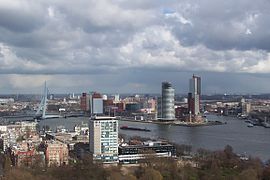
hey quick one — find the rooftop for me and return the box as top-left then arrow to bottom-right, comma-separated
90,116 -> 117,120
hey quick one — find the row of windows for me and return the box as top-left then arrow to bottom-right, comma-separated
119,146 -> 176,155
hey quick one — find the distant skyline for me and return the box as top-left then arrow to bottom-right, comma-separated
1,1 -> 270,94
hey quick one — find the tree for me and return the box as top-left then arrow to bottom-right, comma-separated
174,144 -> 192,156
135,165 -> 145,178
37,141 -> 47,153
263,166 -> 270,180
107,165 -> 123,180
140,168 -> 163,180
16,136 -> 25,142
245,157 -> 263,179
3,154 -> 12,172
196,148 -> 211,160
25,127 -> 31,139
31,154 -> 45,170
109,171 -> 123,180
5,168 -> 36,180
224,145 -> 234,159
180,165 -> 199,180
238,169 -> 258,180
124,174 -> 137,180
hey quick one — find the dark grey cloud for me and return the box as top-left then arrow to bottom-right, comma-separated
0,0 -> 270,93
0,6 -> 45,32
170,0 -> 270,51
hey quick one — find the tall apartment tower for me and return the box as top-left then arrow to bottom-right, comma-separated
157,82 -> 175,120
89,116 -> 118,163
188,75 -> 201,115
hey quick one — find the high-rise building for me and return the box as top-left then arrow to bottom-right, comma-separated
80,92 -> 104,114
241,98 -> 251,116
89,116 -> 118,163
90,92 -> 103,115
188,75 -> 201,115
157,82 -> 175,120
80,93 -> 90,112
114,94 -> 120,102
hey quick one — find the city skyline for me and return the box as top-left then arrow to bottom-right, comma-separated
1,73 -> 270,95
1,1 -> 270,94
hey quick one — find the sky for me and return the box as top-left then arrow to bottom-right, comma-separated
0,0 -> 270,94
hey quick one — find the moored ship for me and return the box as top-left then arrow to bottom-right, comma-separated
120,126 -> 151,132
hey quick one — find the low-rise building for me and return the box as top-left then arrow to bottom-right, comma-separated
21,122 -> 37,133
118,141 -> 176,164
46,141 -> 69,166
12,139 -> 45,167
15,148 -> 35,167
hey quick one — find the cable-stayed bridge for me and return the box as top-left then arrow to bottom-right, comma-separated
1,82 -> 84,121
35,82 -> 62,120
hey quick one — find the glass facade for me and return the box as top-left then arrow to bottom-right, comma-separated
158,82 -> 175,120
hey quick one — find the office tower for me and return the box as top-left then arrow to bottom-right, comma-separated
80,93 -> 90,111
90,92 -> 103,115
188,75 -> 201,115
89,116 -> 118,163
157,82 -> 175,120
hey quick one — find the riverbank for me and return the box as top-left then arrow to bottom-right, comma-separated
120,118 -> 225,127
35,115 -> 270,161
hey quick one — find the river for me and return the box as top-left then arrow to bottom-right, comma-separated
38,115 -> 270,161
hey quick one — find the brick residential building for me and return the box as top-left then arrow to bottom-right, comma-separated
46,141 -> 69,166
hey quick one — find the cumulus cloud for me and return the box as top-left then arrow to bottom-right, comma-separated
0,0 -> 270,93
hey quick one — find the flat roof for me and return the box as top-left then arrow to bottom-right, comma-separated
119,143 -> 174,148
90,116 -> 117,120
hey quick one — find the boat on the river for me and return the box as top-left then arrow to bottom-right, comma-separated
262,122 -> 270,128
120,125 -> 151,132
247,123 -> 254,128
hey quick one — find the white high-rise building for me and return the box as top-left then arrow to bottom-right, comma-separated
89,116 -> 118,163
114,94 -> 120,102
157,82 -> 175,120
102,95 -> 108,100
188,75 -> 201,115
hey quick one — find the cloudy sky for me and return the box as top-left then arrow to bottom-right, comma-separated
0,0 -> 270,94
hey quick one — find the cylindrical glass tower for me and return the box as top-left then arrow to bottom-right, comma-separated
159,82 -> 175,120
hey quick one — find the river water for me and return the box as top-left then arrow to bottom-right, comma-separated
38,115 -> 270,161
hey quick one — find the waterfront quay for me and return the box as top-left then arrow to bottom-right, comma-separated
120,117 -> 225,127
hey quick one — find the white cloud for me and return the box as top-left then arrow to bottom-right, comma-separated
118,26 -> 270,73
0,0 -> 270,92
165,12 -> 192,25
0,43 -> 44,72
47,6 -> 55,18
